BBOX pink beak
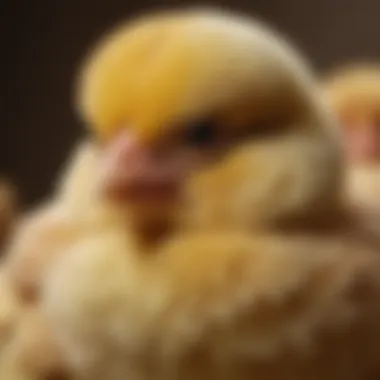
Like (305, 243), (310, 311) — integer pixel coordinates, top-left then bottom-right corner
(98, 131), (180, 201)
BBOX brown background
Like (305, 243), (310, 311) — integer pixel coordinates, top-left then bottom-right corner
(1, 0), (379, 207)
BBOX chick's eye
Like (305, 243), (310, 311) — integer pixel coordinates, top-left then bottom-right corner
(184, 120), (217, 146)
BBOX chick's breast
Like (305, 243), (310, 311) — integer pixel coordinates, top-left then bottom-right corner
(42, 232), (380, 380)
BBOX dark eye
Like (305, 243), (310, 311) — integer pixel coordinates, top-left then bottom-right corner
(184, 120), (217, 146)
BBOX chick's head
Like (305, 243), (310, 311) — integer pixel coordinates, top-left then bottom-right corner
(77, 9), (342, 233)
(324, 64), (380, 165)
(324, 64), (380, 124)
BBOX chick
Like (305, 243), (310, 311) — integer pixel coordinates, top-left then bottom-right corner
(78, 8), (342, 237)
(32, 9), (380, 380)
(6, 8), (380, 380)
(0, 143), (103, 379)
(0, 140), (131, 379)
(323, 64), (380, 215)
(2, 140), (122, 304)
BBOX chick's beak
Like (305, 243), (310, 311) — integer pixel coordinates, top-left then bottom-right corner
(98, 130), (181, 202)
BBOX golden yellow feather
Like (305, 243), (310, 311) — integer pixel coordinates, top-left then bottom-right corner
(79, 9), (329, 143)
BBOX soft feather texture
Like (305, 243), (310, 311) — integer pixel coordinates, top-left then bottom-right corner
(3, 8), (380, 380)
(3, 141), (126, 303)
(346, 164), (380, 211)
(0, 308), (70, 380)
(0, 142), (116, 380)
(78, 9), (333, 142)
(44, 232), (380, 380)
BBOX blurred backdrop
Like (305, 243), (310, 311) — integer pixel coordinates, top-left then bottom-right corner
(1, 0), (379, 207)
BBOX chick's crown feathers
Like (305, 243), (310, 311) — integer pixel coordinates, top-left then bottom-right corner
(77, 8), (326, 143)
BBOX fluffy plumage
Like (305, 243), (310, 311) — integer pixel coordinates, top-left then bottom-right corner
(0, 143), (109, 379)
(44, 232), (380, 380)
(4, 8), (380, 380)
(0, 307), (70, 380)
(345, 164), (380, 213)
(79, 9), (321, 142)
(3, 140), (125, 303)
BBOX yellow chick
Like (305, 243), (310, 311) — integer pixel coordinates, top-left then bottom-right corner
(2, 141), (103, 304)
(0, 141), (128, 379)
(323, 64), (380, 214)
(34, 8), (380, 380)
(77, 7), (342, 236)
(0, 143), (106, 380)
(4, 8), (380, 380)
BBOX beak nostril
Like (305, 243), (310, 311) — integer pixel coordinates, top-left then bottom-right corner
(99, 127), (186, 203)
(107, 130), (152, 165)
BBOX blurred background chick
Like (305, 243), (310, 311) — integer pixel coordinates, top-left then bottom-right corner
(324, 64), (380, 214)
